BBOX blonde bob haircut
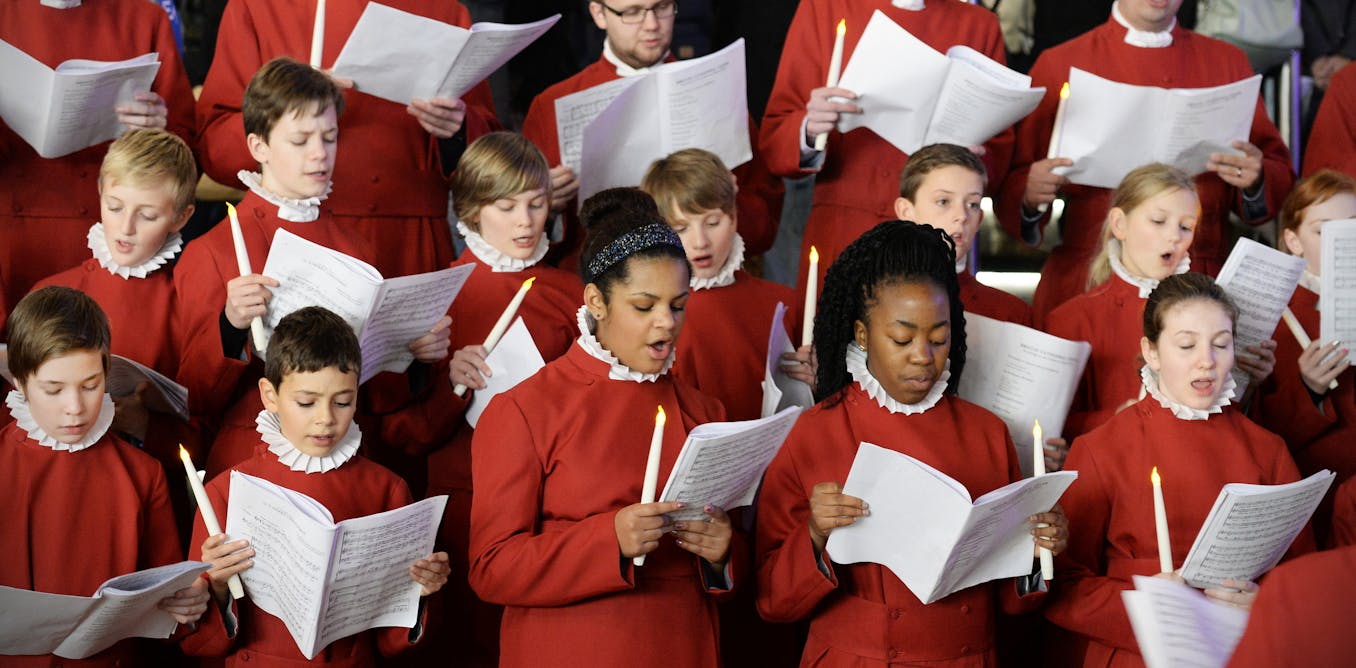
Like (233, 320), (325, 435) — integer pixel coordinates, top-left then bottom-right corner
(641, 148), (737, 222)
(450, 132), (551, 230)
(99, 128), (198, 213)
(1086, 163), (1198, 289)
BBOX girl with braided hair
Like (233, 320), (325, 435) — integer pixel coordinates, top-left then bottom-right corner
(755, 220), (1068, 666)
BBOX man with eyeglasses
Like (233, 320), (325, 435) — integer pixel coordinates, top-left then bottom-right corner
(521, 0), (784, 268)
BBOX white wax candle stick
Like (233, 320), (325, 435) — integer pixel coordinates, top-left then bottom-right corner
(814, 19), (847, 152)
(226, 203), (270, 355)
(179, 446), (244, 599)
(802, 246), (819, 348)
(454, 277), (536, 397)
(635, 406), (666, 567)
(1281, 307), (1339, 390)
(1151, 466), (1173, 574)
(310, 0), (326, 69)
(1032, 420), (1054, 581)
(1037, 82), (1070, 214)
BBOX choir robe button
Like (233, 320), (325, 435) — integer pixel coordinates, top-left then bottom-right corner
(371, 175), (380, 183)
(369, 203), (378, 212)
(890, 608), (902, 619)
(79, 206), (88, 215)
(78, 170), (88, 179)
(887, 648), (898, 659)
(12, 204), (22, 213)
(960, 604), (971, 614)
(961, 645), (972, 654)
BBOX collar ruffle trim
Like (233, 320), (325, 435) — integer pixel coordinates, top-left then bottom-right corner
(1140, 364), (1235, 421)
(603, 39), (668, 77)
(1109, 238), (1191, 298)
(891, 0), (924, 10)
(236, 170), (330, 223)
(6, 389), (113, 452)
(846, 344), (949, 415)
(456, 221), (548, 272)
(255, 409), (361, 474)
(1299, 270), (1321, 297)
(1111, 1), (1175, 48)
(574, 306), (673, 382)
(40, 0), (81, 7)
(87, 222), (181, 279)
(690, 234), (745, 291)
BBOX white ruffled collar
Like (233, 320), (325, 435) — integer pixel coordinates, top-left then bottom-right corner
(603, 39), (668, 77)
(236, 170), (330, 223)
(6, 389), (113, 452)
(456, 221), (548, 272)
(40, 0), (81, 7)
(1140, 365), (1235, 421)
(891, 0), (924, 10)
(846, 344), (949, 415)
(1109, 238), (1191, 298)
(1112, 1), (1175, 48)
(255, 409), (361, 474)
(87, 222), (181, 279)
(690, 233), (744, 291)
(574, 306), (673, 382)
(1299, 270), (1320, 296)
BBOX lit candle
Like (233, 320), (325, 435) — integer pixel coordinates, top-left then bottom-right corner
(814, 19), (847, 151)
(226, 202), (270, 355)
(1038, 82), (1070, 214)
(1032, 420), (1054, 581)
(179, 445), (244, 599)
(1151, 466), (1172, 574)
(635, 405), (667, 567)
(1282, 307), (1338, 390)
(802, 246), (819, 347)
(453, 276), (536, 397)
(310, 0), (326, 69)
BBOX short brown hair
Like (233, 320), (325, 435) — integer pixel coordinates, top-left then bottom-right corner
(243, 57), (345, 142)
(898, 143), (987, 200)
(451, 132), (551, 228)
(1143, 272), (1238, 343)
(641, 148), (737, 222)
(263, 306), (362, 389)
(1087, 163), (1198, 288)
(1279, 169), (1356, 236)
(100, 129), (198, 212)
(7, 286), (110, 386)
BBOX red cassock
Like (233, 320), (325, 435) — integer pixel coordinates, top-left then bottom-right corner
(0, 422), (182, 667)
(1302, 63), (1356, 178)
(673, 271), (796, 422)
(1046, 275), (1145, 439)
(756, 386), (1044, 667)
(468, 344), (737, 668)
(520, 58), (784, 263)
(1225, 546), (1356, 667)
(1048, 398), (1311, 668)
(959, 272), (1033, 327)
(759, 0), (1010, 289)
(1331, 477), (1356, 547)
(181, 450), (428, 665)
(0, 0), (194, 311)
(997, 20), (1293, 325)
(195, 0), (498, 279)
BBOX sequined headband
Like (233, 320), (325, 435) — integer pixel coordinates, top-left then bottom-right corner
(584, 223), (685, 284)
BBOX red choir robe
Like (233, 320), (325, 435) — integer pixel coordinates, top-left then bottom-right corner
(759, 0), (1010, 290)
(468, 344), (737, 668)
(181, 447), (429, 665)
(0, 0), (194, 311)
(195, 0), (498, 279)
(673, 271), (797, 422)
(1302, 63), (1356, 179)
(0, 420), (183, 667)
(997, 19), (1292, 325)
(756, 385), (1045, 667)
(520, 58), (784, 263)
(1225, 546), (1356, 667)
(1046, 274), (1146, 439)
(1048, 398), (1311, 668)
(959, 271), (1033, 327)
(1331, 476), (1356, 547)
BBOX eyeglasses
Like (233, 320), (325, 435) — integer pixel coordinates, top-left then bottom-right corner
(597, 0), (677, 24)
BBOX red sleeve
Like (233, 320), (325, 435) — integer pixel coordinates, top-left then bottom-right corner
(1235, 94), (1293, 225)
(732, 116), (785, 256)
(180, 477), (238, 657)
(1331, 478), (1356, 548)
(363, 365), (468, 457)
(193, 0), (264, 187)
(995, 51), (1063, 244)
(1302, 64), (1356, 178)
(757, 0), (831, 179)
(1046, 305), (1114, 438)
(521, 89), (563, 166)
(172, 240), (251, 426)
(139, 463), (184, 570)
(1253, 339), (1338, 451)
(754, 425), (839, 623)
(147, 7), (196, 149)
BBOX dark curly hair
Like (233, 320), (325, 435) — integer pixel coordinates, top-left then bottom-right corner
(578, 187), (689, 298)
(814, 220), (967, 404)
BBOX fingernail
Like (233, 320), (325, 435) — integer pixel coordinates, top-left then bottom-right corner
(861, 501), (869, 510)
(674, 501), (686, 508)
(704, 504), (714, 512)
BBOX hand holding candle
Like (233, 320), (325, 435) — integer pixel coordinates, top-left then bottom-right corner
(813, 19), (847, 151)
(180, 445), (244, 600)
(635, 405), (667, 567)
(1037, 82), (1071, 214)
(454, 277), (536, 397)
(1032, 420), (1054, 581)
(802, 246), (819, 347)
(226, 202), (270, 355)
(1282, 307), (1339, 391)
(1151, 466), (1173, 574)
(310, 0), (326, 69)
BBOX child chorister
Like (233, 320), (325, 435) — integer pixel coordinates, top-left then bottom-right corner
(1047, 273), (1312, 667)
(468, 190), (736, 667)
(756, 221), (1064, 666)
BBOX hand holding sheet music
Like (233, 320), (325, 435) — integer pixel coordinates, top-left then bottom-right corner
(658, 407), (801, 523)
(761, 302), (814, 418)
(1122, 575), (1249, 668)
(1213, 238), (1306, 394)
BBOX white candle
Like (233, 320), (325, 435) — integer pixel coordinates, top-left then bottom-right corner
(310, 0), (326, 69)
(1037, 82), (1070, 214)
(802, 246), (819, 347)
(634, 405), (667, 567)
(1032, 420), (1054, 581)
(226, 202), (270, 355)
(1151, 466), (1173, 574)
(1282, 307), (1339, 390)
(179, 446), (244, 599)
(453, 277), (536, 397)
(813, 19), (847, 151)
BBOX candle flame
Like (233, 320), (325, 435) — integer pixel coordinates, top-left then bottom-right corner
(836, 19), (846, 36)
(809, 246), (819, 263)
(1032, 419), (1042, 441)
(655, 405), (666, 426)
(225, 201), (238, 221)
(522, 276), (537, 290)
(178, 444), (191, 462)
(1059, 82), (1070, 100)
(1151, 466), (1161, 485)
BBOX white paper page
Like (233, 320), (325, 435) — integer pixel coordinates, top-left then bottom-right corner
(315, 495), (446, 657)
(261, 229), (384, 348)
(1179, 470), (1334, 589)
(554, 76), (636, 174)
(957, 313), (1090, 477)
(330, 3), (467, 104)
(1320, 219), (1356, 347)
(438, 15), (560, 99)
(226, 472), (337, 658)
(357, 262), (475, 383)
(657, 407), (801, 522)
(1214, 238), (1306, 395)
(577, 74), (663, 203)
(924, 48), (1044, 148)
(1123, 575), (1249, 668)
(54, 562), (210, 659)
(466, 317), (545, 428)
(0, 39), (57, 158)
(107, 354), (189, 420)
(834, 10), (949, 154)
(656, 39), (751, 169)
(1161, 76), (1259, 179)
(0, 588), (92, 656)
(761, 302), (814, 418)
(44, 54), (159, 160)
